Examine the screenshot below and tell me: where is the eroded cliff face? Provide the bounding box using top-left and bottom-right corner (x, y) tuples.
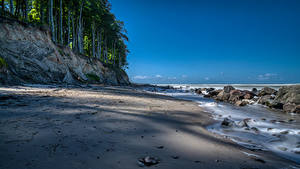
(0, 18), (130, 85)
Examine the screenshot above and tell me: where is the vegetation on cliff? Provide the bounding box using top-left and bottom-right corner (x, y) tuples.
(0, 0), (129, 69)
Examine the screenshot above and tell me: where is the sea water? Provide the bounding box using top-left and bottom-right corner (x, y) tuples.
(143, 84), (300, 164)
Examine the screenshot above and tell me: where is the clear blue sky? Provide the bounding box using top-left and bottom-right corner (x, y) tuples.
(110, 0), (300, 84)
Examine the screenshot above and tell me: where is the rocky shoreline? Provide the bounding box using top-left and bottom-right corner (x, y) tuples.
(193, 85), (300, 114)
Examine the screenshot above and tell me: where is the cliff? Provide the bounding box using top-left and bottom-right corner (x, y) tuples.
(0, 17), (130, 85)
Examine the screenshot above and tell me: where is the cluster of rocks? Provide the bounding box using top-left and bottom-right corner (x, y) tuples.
(195, 85), (300, 113)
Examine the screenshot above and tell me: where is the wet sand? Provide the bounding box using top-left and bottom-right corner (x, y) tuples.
(0, 85), (298, 169)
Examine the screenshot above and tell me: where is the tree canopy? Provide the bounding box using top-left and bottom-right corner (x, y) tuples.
(1, 0), (129, 69)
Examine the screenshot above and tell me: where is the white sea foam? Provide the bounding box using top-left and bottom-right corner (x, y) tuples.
(142, 84), (300, 164)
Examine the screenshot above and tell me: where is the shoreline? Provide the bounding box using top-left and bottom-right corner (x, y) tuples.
(0, 84), (299, 168)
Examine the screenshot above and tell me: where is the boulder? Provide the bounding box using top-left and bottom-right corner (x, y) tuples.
(258, 95), (273, 105)
(205, 89), (222, 98)
(221, 118), (235, 127)
(206, 88), (215, 93)
(258, 87), (277, 96)
(195, 88), (202, 95)
(224, 86), (235, 93)
(273, 85), (300, 113)
(216, 90), (230, 101)
(268, 102), (284, 109)
(228, 90), (244, 103)
(294, 105), (300, 113)
(274, 85), (300, 105)
(252, 88), (258, 94)
(237, 118), (251, 128)
(283, 103), (297, 113)
(235, 100), (248, 106)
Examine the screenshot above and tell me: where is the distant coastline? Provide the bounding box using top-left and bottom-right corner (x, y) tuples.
(154, 83), (300, 90)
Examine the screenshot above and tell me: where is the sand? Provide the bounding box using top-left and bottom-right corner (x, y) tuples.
(0, 84), (298, 169)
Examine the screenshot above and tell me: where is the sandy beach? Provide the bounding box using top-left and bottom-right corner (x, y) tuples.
(0, 85), (298, 169)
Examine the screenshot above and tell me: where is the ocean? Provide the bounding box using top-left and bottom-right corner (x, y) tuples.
(143, 84), (300, 164)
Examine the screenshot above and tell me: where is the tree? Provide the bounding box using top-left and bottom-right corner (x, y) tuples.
(6, 0), (129, 69)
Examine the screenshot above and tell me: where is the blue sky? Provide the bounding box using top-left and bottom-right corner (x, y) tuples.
(110, 0), (300, 84)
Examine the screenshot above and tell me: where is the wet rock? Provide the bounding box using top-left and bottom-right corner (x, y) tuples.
(258, 95), (273, 105)
(209, 90), (222, 97)
(171, 156), (179, 159)
(294, 105), (300, 113)
(138, 156), (160, 167)
(221, 118), (235, 127)
(224, 86), (235, 93)
(280, 130), (289, 134)
(216, 90), (230, 101)
(278, 147), (287, 151)
(268, 102), (284, 109)
(195, 88), (202, 95)
(258, 87), (277, 96)
(275, 85), (300, 104)
(252, 88), (258, 94)
(244, 93), (254, 100)
(283, 103), (297, 113)
(235, 100), (248, 106)
(156, 146), (164, 149)
(229, 90), (244, 103)
(251, 156), (266, 163)
(251, 127), (259, 133)
(206, 88), (215, 93)
(237, 118), (250, 128)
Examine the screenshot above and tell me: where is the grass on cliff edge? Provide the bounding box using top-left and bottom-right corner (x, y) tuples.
(0, 57), (7, 68)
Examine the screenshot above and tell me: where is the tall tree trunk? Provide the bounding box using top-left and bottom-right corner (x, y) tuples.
(92, 22), (95, 57)
(67, 10), (71, 46)
(48, 0), (50, 25)
(112, 41), (115, 66)
(72, 15), (76, 50)
(40, 2), (44, 24)
(9, 0), (14, 14)
(119, 52), (121, 68)
(24, 0), (28, 20)
(1, 0), (4, 16)
(50, 0), (55, 42)
(98, 31), (102, 60)
(77, 1), (84, 54)
(59, 0), (63, 44)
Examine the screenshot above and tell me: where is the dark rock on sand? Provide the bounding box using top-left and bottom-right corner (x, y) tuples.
(138, 156), (160, 167)
(274, 85), (300, 113)
(237, 119), (250, 128)
(258, 95), (273, 105)
(252, 88), (258, 94)
(258, 87), (277, 96)
(216, 90), (230, 101)
(221, 118), (235, 127)
(283, 103), (298, 113)
(235, 100), (247, 107)
(195, 88), (202, 95)
(229, 90), (244, 103)
(268, 102), (284, 109)
(224, 86), (235, 93)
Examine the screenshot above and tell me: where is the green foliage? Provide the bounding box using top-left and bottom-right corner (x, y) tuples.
(86, 73), (100, 82)
(4, 0), (129, 69)
(0, 57), (8, 68)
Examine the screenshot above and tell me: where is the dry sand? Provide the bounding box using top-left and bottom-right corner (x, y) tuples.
(0, 85), (298, 169)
